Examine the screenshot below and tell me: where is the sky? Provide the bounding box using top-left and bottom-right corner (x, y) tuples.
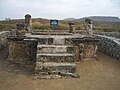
(0, 0), (120, 20)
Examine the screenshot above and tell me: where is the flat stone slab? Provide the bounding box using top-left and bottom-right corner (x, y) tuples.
(32, 32), (73, 35)
(37, 53), (73, 56)
(35, 62), (76, 73)
(26, 34), (85, 39)
(37, 45), (73, 53)
(37, 45), (73, 47)
(37, 53), (74, 62)
(36, 62), (76, 67)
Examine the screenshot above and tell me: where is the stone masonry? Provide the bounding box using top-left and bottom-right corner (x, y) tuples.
(7, 36), (38, 69)
(72, 37), (99, 61)
(0, 31), (11, 50)
(2, 14), (120, 80)
(8, 36), (37, 63)
(6, 14), (99, 79)
(94, 32), (120, 38)
(33, 34), (81, 79)
(95, 34), (120, 60)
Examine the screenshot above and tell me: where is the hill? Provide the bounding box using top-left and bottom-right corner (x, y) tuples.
(63, 18), (76, 21)
(79, 16), (120, 22)
(64, 16), (120, 22)
(0, 17), (120, 32)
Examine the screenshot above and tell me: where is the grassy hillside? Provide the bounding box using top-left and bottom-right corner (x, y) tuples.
(0, 18), (120, 32)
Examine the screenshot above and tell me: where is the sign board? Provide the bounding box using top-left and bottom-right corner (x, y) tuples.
(50, 20), (58, 27)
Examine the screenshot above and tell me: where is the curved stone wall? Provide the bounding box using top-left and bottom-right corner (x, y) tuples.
(94, 32), (120, 38)
(95, 34), (120, 61)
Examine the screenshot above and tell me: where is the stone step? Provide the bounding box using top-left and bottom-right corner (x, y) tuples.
(37, 53), (74, 62)
(34, 73), (79, 79)
(35, 62), (76, 74)
(37, 45), (73, 53)
(35, 62), (79, 79)
(37, 45), (73, 48)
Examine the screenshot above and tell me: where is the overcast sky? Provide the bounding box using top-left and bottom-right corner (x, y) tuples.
(0, 0), (120, 20)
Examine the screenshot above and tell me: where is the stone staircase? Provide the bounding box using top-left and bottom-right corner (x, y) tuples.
(35, 36), (79, 79)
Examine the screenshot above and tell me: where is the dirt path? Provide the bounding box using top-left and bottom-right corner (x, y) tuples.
(0, 48), (120, 90)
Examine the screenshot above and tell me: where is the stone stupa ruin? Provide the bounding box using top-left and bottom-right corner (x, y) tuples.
(7, 14), (99, 79)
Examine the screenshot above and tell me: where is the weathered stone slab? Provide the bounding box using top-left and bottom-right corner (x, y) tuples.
(37, 53), (74, 62)
(35, 62), (76, 72)
(37, 45), (73, 53)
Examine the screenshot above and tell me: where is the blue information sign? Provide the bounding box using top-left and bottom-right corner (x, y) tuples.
(50, 20), (58, 27)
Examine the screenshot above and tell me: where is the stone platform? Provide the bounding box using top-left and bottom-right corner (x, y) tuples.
(7, 31), (99, 79)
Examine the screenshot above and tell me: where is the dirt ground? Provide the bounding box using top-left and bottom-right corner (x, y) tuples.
(0, 48), (120, 90)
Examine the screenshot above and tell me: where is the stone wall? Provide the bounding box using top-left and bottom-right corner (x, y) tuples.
(94, 32), (120, 38)
(8, 37), (38, 65)
(95, 35), (120, 61)
(0, 31), (10, 50)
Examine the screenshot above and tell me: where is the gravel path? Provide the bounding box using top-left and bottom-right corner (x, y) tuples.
(0, 48), (120, 90)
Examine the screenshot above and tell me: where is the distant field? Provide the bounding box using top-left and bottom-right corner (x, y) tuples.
(0, 18), (120, 32)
